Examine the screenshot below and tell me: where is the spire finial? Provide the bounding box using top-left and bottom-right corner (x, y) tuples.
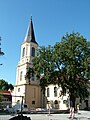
(30, 16), (32, 21)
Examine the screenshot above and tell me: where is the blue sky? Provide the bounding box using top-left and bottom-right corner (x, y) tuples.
(0, 0), (90, 85)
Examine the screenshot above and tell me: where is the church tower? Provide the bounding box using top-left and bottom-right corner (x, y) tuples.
(12, 17), (42, 109)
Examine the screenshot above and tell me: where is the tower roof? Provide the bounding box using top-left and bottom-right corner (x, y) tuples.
(24, 17), (38, 44)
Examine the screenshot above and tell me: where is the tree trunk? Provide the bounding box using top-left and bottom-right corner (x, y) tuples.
(70, 94), (76, 110)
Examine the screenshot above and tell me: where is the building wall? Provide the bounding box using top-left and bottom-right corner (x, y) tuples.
(45, 84), (90, 110)
(25, 84), (42, 109)
(12, 84), (42, 110)
(12, 18), (42, 109)
(0, 91), (12, 109)
(12, 85), (25, 106)
(45, 84), (69, 110)
(16, 64), (27, 85)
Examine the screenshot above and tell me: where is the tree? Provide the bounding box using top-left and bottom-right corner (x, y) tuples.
(54, 32), (90, 108)
(0, 79), (13, 106)
(27, 32), (90, 108)
(25, 45), (56, 93)
(25, 67), (35, 84)
(0, 79), (14, 91)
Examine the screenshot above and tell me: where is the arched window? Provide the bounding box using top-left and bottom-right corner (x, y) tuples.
(47, 88), (50, 97)
(20, 71), (23, 81)
(22, 47), (25, 57)
(18, 88), (20, 92)
(54, 87), (57, 97)
(54, 100), (58, 104)
(31, 47), (35, 57)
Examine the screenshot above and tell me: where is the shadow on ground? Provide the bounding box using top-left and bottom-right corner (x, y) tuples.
(9, 115), (31, 120)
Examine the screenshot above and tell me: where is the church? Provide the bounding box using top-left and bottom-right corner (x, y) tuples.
(12, 17), (90, 111)
(12, 17), (45, 109)
(12, 17), (69, 110)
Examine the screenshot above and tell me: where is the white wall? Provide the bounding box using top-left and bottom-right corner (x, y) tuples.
(12, 85), (25, 106)
(46, 84), (69, 110)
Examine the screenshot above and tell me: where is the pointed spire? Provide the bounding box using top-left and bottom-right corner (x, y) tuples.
(24, 16), (38, 44)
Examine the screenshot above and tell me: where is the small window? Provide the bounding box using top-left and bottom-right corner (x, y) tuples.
(63, 100), (67, 104)
(31, 47), (35, 57)
(18, 88), (20, 92)
(20, 71), (23, 81)
(32, 101), (35, 104)
(54, 87), (57, 97)
(34, 88), (36, 98)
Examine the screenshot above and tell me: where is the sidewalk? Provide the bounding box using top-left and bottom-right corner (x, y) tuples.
(0, 110), (89, 120)
(27, 110), (90, 120)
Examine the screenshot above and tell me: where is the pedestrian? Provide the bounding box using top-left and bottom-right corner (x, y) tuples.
(77, 103), (80, 114)
(48, 105), (51, 115)
(69, 107), (75, 119)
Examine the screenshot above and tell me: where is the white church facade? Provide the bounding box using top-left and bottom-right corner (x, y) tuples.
(12, 17), (44, 110)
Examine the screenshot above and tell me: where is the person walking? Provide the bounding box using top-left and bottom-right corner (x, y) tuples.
(69, 107), (75, 119)
(77, 104), (80, 114)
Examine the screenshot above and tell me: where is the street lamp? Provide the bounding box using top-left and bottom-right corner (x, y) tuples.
(0, 37), (4, 56)
(0, 37), (4, 66)
(0, 48), (4, 56)
(0, 48), (4, 66)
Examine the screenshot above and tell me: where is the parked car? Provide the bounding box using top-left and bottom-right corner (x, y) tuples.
(6, 104), (29, 114)
(6, 106), (16, 114)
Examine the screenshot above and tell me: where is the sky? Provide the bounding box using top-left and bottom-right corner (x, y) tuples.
(0, 0), (90, 85)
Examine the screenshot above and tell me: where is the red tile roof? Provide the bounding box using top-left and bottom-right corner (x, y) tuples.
(0, 90), (11, 95)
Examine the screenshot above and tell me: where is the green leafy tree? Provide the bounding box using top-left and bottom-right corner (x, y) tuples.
(32, 45), (57, 94)
(0, 79), (13, 103)
(54, 32), (90, 108)
(25, 67), (35, 84)
(0, 79), (14, 91)
(27, 32), (90, 108)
